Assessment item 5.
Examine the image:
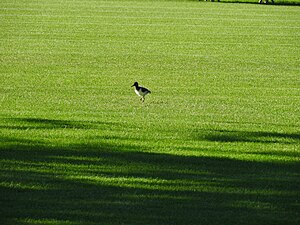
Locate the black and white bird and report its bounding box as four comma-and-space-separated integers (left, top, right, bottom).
131, 82, 151, 102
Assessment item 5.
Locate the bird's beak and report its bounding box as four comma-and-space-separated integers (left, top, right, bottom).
131, 84, 134, 87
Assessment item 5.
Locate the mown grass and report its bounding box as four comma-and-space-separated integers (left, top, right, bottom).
202, 0, 300, 5
0, 0, 299, 224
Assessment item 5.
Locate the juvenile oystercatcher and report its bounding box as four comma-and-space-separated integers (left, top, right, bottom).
131, 82, 151, 102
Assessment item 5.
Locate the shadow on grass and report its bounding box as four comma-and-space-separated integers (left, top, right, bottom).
0, 117, 119, 130
1, 135, 299, 225
195, 129, 300, 145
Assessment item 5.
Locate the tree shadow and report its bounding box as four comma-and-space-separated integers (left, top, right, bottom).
1, 135, 299, 225
195, 129, 300, 144
0, 117, 119, 130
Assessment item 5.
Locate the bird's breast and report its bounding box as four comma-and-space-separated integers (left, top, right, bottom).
135, 89, 142, 96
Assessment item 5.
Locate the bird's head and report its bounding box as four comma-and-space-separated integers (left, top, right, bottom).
131, 82, 138, 87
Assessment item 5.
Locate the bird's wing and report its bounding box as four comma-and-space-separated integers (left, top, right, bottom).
141, 87, 150, 93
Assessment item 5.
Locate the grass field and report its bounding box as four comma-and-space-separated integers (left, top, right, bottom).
0, 0, 299, 224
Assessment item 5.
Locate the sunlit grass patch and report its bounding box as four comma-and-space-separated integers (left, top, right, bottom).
15, 218, 75, 225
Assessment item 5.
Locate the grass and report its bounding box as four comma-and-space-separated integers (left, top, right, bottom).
0, 0, 299, 224
203, 0, 300, 5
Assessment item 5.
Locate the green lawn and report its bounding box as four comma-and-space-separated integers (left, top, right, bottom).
0, 0, 299, 224
206, 0, 300, 5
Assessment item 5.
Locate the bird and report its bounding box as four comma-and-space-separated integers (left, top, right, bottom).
131, 82, 151, 102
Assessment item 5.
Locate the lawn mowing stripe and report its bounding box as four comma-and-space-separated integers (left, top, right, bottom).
2, 13, 299, 23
